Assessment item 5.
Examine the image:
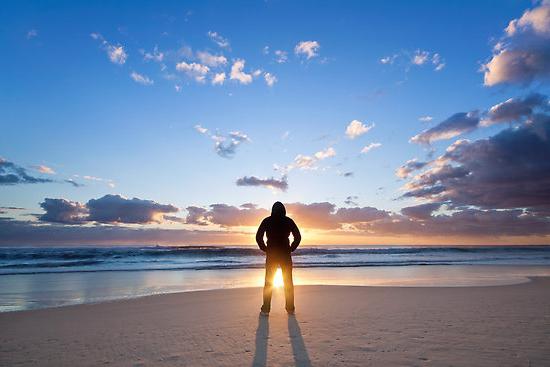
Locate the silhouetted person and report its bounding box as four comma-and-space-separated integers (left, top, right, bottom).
256, 201, 301, 315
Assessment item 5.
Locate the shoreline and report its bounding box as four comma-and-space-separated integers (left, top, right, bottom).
1, 279, 549, 366
2, 264, 550, 313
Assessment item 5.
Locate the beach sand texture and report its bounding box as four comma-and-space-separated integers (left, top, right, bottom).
1, 278, 549, 366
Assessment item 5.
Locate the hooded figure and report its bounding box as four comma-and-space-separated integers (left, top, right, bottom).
256, 202, 301, 315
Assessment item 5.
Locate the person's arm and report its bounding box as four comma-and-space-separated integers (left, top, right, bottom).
289, 219, 301, 252
256, 219, 268, 252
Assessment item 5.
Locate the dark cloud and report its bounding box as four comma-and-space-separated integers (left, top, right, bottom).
0, 218, 244, 246
38, 195, 179, 225
39, 198, 88, 224
401, 203, 442, 219
403, 113, 550, 213
396, 159, 429, 178
365, 208, 550, 237
201, 204, 268, 227
0, 158, 53, 185
236, 175, 288, 191
344, 196, 358, 206
184, 206, 209, 226
64, 179, 84, 187
484, 93, 549, 126
410, 111, 480, 145
483, 3, 550, 86
87, 195, 178, 224
342, 172, 354, 177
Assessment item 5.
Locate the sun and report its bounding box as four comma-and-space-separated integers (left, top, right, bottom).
273, 268, 284, 288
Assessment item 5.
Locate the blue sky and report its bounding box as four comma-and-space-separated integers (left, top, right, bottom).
1, 0, 549, 245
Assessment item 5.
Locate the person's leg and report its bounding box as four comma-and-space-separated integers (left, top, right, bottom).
261, 256, 277, 313
281, 256, 295, 312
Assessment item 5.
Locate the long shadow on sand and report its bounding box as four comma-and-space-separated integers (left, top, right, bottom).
252, 315, 269, 367
288, 315, 312, 367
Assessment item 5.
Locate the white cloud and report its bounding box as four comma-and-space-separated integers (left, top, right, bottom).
176, 61, 210, 82
196, 51, 227, 67
207, 31, 230, 49
174, 84, 182, 92
360, 143, 382, 153
130, 71, 154, 85
412, 50, 430, 65
264, 72, 277, 87
33, 165, 55, 174
314, 147, 336, 160
194, 124, 208, 134
294, 40, 320, 59
419, 115, 433, 122
380, 55, 397, 64
293, 155, 317, 170
26, 29, 38, 39
230, 59, 253, 84
274, 50, 288, 63
90, 33, 128, 65
212, 72, 226, 85
142, 46, 164, 62
345, 120, 374, 139
483, 2, 550, 86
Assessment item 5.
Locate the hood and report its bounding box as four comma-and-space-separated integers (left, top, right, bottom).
271, 201, 286, 217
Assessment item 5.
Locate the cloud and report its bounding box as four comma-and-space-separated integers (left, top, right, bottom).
381, 50, 445, 71
90, 33, 127, 65
176, 61, 210, 82
314, 147, 336, 160
0, 158, 53, 185
483, 2, 550, 86
207, 31, 230, 49
410, 111, 480, 145
411, 93, 550, 144
64, 179, 84, 188
342, 172, 354, 177
26, 29, 38, 39
294, 41, 320, 59
32, 165, 55, 174
86, 195, 178, 224
284, 146, 336, 172
141, 46, 164, 62
380, 55, 398, 64
361, 143, 382, 153
212, 72, 226, 85
482, 92, 549, 126
39, 198, 88, 224
274, 50, 288, 63
264, 72, 277, 87
195, 125, 250, 158
39, 195, 179, 225
396, 158, 429, 179
419, 116, 433, 122
403, 113, 550, 213
187, 203, 269, 227
345, 120, 375, 139
401, 203, 442, 220
236, 176, 288, 191
130, 71, 154, 85
412, 50, 430, 65
344, 196, 358, 205
230, 59, 253, 84
184, 206, 209, 226
196, 51, 227, 67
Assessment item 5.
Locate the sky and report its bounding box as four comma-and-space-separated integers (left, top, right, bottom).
1, 0, 550, 246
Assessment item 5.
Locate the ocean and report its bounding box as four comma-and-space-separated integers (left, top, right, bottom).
1, 245, 550, 312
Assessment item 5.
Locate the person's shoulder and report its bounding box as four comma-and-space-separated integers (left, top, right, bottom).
285, 216, 296, 225
261, 216, 271, 224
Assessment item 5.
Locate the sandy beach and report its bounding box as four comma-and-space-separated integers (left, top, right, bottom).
1, 278, 549, 366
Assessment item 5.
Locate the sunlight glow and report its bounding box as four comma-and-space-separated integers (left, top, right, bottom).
273, 268, 284, 288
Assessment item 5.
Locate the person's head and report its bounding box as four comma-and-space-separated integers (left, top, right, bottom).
271, 201, 286, 217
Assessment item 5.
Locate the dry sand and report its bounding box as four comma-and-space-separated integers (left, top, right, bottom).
1, 278, 549, 366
